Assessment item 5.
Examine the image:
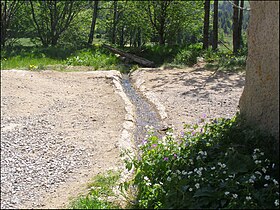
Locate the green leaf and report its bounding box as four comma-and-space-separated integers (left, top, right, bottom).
193, 187, 214, 198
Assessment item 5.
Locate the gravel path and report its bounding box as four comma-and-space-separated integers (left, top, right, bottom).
0, 70, 129, 209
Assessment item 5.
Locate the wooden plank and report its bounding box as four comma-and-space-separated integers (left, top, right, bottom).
102, 44, 155, 67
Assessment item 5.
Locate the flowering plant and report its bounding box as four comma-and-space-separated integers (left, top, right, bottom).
124, 115, 279, 209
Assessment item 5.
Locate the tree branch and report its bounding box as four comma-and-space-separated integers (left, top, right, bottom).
227, 0, 250, 11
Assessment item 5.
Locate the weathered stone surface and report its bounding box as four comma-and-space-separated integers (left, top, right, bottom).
239, 1, 279, 140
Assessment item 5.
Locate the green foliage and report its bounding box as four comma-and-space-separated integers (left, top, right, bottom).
1, 55, 60, 70
173, 43, 203, 66
127, 45, 181, 66
65, 47, 120, 70
69, 170, 121, 209
125, 115, 279, 209
204, 48, 247, 72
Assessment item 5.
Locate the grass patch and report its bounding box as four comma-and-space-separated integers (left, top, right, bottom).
123, 113, 279, 209
69, 170, 122, 209
1, 56, 62, 70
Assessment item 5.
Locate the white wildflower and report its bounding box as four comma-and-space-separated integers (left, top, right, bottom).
182, 170, 188, 175
223, 171, 227, 174
275, 199, 279, 207
176, 170, 181, 174
264, 184, 268, 187
273, 179, 279, 185
255, 171, 262, 176
224, 191, 230, 195
249, 179, 254, 183
167, 177, 171, 182
254, 148, 260, 153
144, 176, 149, 181
272, 163, 275, 169
221, 164, 226, 168
195, 183, 200, 189
246, 196, 252, 201
260, 152, 264, 156
250, 175, 256, 180
146, 182, 151, 186
189, 188, 193, 192
232, 194, 238, 199
262, 167, 267, 173
265, 175, 270, 180
211, 166, 216, 170
252, 155, 257, 160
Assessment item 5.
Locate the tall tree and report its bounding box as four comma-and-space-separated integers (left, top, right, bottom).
88, 0, 99, 46
239, 1, 279, 149
112, 0, 118, 44
232, 0, 239, 54
238, 0, 244, 48
146, 0, 173, 46
212, 0, 218, 50
203, 0, 210, 49
29, 0, 80, 47
0, 0, 21, 47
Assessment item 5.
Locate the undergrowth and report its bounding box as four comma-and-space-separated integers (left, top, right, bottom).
69, 170, 121, 209
123, 113, 279, 209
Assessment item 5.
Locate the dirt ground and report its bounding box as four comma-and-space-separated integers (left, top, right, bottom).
1, 64, 245, 209
130, 63, 245, 133
0, 70, 133, 209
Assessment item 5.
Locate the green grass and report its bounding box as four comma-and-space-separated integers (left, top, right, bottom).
69, 170, 122, 209
0, 45, 129, 72
1, 56, 62, 70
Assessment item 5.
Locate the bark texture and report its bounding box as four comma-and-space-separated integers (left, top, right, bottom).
239, 1, 279, 140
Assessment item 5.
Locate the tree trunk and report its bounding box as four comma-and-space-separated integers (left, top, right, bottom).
119, 25, 124, 48
88, 0, 99, 46
238, 0, 244, 48
233, 0, 239, 54
159, 29, 165, 46
203, 0, 210, 49
212, 0, 218, 50
112, 0, 117, 45
102, 44, 155, 67
239, 1, 279, 147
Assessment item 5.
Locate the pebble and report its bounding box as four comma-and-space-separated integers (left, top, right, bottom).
1, 112, 96, 209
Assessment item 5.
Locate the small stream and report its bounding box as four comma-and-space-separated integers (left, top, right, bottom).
121, 74, 162, 145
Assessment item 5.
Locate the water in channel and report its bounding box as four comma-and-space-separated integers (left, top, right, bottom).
121, 74, 162, 145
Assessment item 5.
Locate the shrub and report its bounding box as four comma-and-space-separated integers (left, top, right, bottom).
65, 48, 119, 70
124, 114, 279, 209
173, 43, 203, 66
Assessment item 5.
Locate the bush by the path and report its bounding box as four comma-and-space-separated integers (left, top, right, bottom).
125, 114, 279, 209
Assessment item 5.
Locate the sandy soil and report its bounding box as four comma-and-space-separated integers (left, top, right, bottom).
130, 63, 245, 133
1, 70, 134, 209
1, 64, 245, 209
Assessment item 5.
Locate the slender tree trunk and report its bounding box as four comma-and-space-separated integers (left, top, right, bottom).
112, 0, 117, 44
119, 25, 124, 48
233, 0, 239, 54
212, 0, 218, 50
203, 0, 210, 49
88, 0, 99, 46
159, 28, 165, 46
238, 0, 244, 48
137, 28, 141, 48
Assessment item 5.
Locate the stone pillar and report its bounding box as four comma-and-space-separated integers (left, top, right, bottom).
239, 1, 279, 140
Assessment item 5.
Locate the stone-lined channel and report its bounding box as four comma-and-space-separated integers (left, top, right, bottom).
121, 74, 162, 145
